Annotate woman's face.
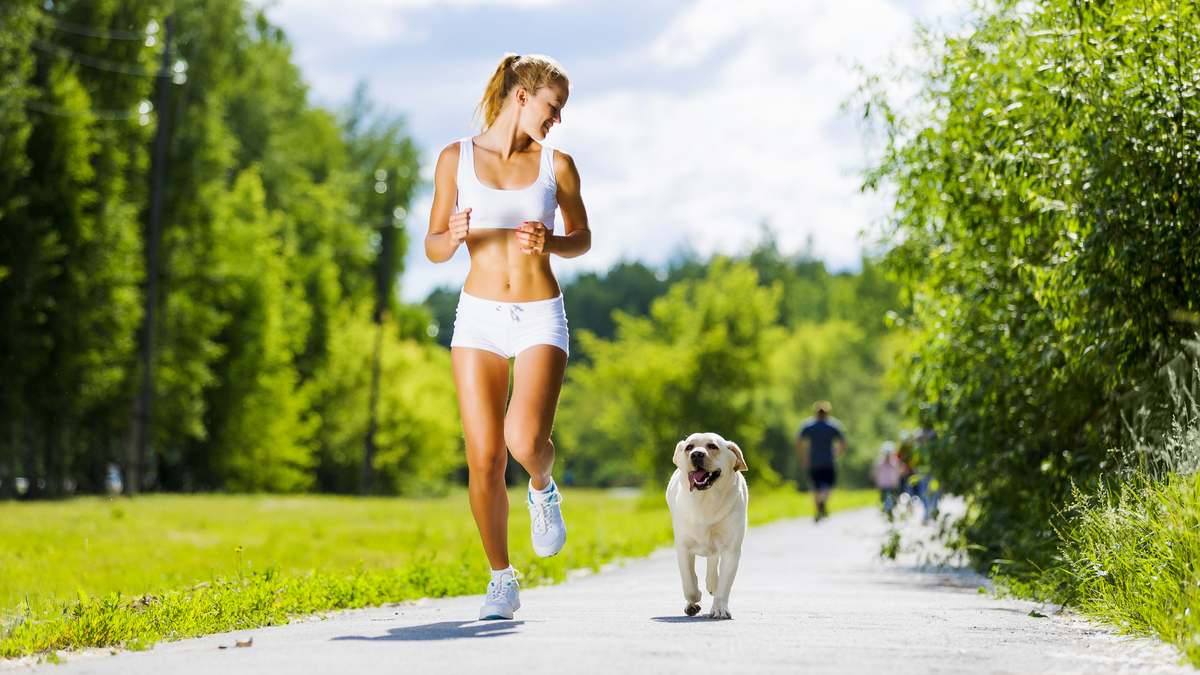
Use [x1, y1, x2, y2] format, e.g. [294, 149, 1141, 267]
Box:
[518, 83, 568, 141]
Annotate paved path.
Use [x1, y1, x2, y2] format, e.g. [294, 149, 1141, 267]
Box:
[25, 506, 1194, 675]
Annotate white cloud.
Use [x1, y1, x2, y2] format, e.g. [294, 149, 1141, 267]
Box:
[264, 0, 967, 300]
[270, 0, 564, 48]
[547, 0, 922, 277]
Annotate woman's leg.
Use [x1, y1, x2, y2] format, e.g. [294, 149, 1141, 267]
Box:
[452, 346, 513, 571]
[506, 345, 568, 489]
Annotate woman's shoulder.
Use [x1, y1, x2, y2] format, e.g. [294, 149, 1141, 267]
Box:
[434, 141, 466, 181]
[550, 146, 575, 166]
[551, 148, 579, 185]
[438, 140, 466, 160]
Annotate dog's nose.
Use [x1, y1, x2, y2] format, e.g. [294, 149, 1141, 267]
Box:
[690, 450, 706, 464]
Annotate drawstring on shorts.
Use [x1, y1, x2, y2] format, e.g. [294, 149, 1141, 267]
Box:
[496, 304, 523, 323]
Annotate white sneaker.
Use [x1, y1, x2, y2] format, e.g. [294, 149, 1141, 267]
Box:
[478, 573, 520, 620]
[528, 489, 567, 557]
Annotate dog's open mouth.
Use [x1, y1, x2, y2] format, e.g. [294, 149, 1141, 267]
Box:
[688, 469, 721, 492]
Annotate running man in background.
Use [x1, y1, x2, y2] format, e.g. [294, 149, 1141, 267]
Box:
[796, 401, 848, 522]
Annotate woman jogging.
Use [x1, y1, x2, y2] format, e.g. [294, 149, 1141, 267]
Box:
[425, 54, 590, 620]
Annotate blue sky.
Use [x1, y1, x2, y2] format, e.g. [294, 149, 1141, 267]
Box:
[264, 0, 964, 301]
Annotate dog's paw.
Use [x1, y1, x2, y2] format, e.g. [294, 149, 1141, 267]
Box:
[708, 603, 731, 620]
[684, 603, 701, 617]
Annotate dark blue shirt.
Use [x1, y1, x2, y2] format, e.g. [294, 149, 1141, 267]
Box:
[798, 417, 845, 469]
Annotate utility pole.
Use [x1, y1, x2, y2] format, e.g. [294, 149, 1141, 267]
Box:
[362, 169, 396, 495]
[129, 16, 173, 496]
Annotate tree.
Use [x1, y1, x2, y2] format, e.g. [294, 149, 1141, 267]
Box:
[0, 0, 454, 497]
[557, 260, 783, 487]
[0, 0, 149, 497]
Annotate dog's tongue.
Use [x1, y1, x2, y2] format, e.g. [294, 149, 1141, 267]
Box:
[688, 470, 708, 492]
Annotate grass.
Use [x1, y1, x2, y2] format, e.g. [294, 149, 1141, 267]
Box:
[1058, 474, 1200, 667]
[1, 486, 875, 658]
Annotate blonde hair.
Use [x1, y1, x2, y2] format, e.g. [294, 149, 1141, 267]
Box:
[473, 54, 570, 131]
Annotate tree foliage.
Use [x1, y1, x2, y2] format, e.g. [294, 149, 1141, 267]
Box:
[0, 0, 459, 498]
[551, 245, 908, 490]
[861, 0, 1200, 570]
[558, 260, 785, 487]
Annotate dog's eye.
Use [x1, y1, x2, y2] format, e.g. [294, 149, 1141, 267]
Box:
[685, 444, 694, 451]
[707, 443, 717, 450]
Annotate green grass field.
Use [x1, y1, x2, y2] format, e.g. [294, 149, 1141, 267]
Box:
[1, 487, 875, 658]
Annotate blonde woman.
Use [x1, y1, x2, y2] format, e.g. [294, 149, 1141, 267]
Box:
[425, 54, 590, 620]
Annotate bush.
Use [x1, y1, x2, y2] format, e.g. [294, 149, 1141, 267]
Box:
[860, 0, 1200, 574]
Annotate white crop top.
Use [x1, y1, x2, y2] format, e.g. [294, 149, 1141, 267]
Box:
[455, 138, 557, 232]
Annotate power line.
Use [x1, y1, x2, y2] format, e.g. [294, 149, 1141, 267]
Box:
[34, 12, 152, 40]
[15, 97, 144, 121]
[33, 38, 160, 76]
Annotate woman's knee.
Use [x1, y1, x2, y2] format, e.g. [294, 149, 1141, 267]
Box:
[467, 451, 507, 483]
[505, 426, 549, 465]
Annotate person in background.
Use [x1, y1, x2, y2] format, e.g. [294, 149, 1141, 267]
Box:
[796, 401, 848, 522]
[913, 427, 940, 523]
[896, 428, 917, 510]
[872, 441, 903, 518]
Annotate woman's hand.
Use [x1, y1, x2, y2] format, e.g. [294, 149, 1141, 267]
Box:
[516, 221, 551, 255]
[448, 208, 471, 246]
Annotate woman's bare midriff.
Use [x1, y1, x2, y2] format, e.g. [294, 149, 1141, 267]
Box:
[461, 228, 561, 303]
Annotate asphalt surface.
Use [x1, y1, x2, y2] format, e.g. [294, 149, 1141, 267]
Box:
[19, 504, 1195, 675]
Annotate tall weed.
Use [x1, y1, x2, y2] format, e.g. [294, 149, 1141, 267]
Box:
[1062, 475, 1200, 665]
[1055, 351, 1200, 665]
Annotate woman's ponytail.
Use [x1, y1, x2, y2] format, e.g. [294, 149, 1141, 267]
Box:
[473, 54, 569, 131]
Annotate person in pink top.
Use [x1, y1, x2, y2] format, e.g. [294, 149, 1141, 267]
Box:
[871, 441, 903, 517]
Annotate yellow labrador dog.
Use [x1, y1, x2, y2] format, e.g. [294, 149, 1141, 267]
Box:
[665, 432, 748, 619]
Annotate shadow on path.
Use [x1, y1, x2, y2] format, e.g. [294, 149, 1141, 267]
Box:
[650, 616, 711, 624]
[332, 621, 524, 642]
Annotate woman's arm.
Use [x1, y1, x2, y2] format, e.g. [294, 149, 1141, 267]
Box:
[425, 143, 470, 263]
[550, 150, 591, 258]
[516, 150, 590, 259]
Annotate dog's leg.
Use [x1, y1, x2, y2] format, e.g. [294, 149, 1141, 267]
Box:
[708, 549, 741, 619]
[677, 548, 701, 616]
[705, 555, 719, 596]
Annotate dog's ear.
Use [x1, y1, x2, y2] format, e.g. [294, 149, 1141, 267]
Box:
[673, 439, 689, 469]
[727, 441, 748, 472]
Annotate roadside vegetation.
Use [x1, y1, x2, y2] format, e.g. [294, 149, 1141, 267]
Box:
[0, 489, 875, 658]
[861, 0, 1200, 664]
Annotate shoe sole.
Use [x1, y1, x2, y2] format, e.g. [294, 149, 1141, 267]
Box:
[479, 599, 520, 621]
[532, 532, 566, 557]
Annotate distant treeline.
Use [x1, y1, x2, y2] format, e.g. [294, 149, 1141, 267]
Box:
[0, 0, 457, 498]
[428, 240, 911, 490]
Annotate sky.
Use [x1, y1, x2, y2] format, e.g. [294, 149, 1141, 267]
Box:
[263, 0, 964, 301]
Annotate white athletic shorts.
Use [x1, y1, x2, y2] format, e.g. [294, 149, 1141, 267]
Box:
[450, 290, 569, 359]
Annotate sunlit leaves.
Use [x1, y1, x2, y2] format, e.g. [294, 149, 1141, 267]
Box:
[861, 0, 1200, 572]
